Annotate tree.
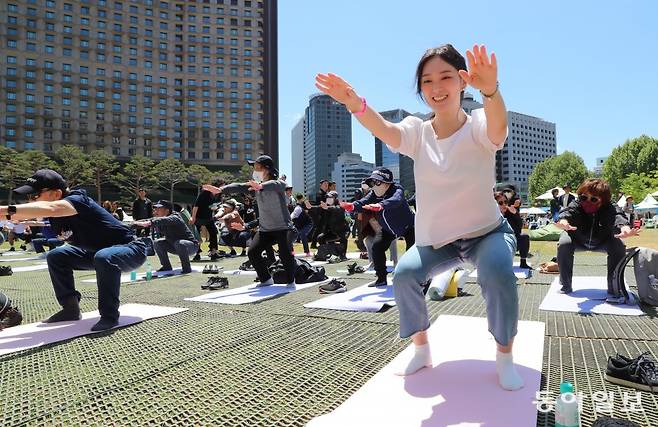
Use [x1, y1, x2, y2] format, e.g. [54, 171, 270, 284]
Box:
[20, 150, 57, 173]
[55, 145, 92, 189]
[116, 156, 157, 198]
[236, 164, 252, 182]
[602, 135, 658, 192]
[187, 164, 213, 189]
[88, 150, 119, 202]
[619, 171, 658, 202]
[0, 147, 30, 203]
[153, 158, 188, 203]
[528, 151, 590, 200]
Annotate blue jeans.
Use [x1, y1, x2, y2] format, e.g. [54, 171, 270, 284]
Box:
[32, 237, 64, 253]
[296, 223, 313, 253]
[46, 240, 148, 321]
[393, 220, 519, 345]
[154, 238, 198, 272]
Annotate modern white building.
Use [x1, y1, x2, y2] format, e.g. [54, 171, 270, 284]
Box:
[291, 116, 305, 192]
[461, 92, 482, 114]
[593, 156, 608, 176]
[331, 152, 374, 201]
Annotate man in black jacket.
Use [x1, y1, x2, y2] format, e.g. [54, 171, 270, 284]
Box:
[549, 188, 561, 222]
[306, 191, 350, 259]
[134, 200, 199, 274]
[557, 184, 575, 211]
[132, 188, 153, 237]
[554, 179, 639, 295]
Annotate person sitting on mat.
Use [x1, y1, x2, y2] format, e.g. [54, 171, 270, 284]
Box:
[305, 190, 350, 260]
[133, 200, 199, 274]
[340, 167, 415, 287]
[554, 178, 639, 296]
[202, 155, 297, 288]
[495, 188, 531, 269]
[1, 169, 149, 331]
[317, 43, 524, 389]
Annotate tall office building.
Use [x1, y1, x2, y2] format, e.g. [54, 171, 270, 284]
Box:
[593, 156, 608, 176]
[303, 93, 351, 200]
[0, 0, 277, 169]
[374, 109, 420, 194]
[290, 114, 305, 191]
[497, 112, 557, 198]
[331, 152, 373, 201]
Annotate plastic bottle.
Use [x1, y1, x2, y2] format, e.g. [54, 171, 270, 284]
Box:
[130, 270, 137, 281]
[145, 262, 153, 281]
[555, 382, 580, 427]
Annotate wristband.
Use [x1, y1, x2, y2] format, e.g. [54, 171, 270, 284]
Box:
[352, 97, 367, 117]
[480, 82, 499, 100]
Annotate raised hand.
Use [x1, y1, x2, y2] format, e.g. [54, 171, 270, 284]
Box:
[555, 219, 577, 231]
[202, 184, 221, 195]
[339, 201, 354, 212]
[363, 203, 383, 212]
[458, 44, 498, 95]
[247, 180, 263, 191]
[615, 226, 641, 239]
[315, 73, 362, 112]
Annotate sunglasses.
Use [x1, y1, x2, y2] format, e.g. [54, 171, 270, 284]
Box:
[371, 180, 383, 186]
[578, 194, 600, 203]
[497, 200, 506, 205]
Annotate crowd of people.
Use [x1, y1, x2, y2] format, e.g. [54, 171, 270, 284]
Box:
[0, 43, 643, 397]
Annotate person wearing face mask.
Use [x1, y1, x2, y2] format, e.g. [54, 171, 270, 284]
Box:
[555, 178, 639, 296]
[495, 191, 530, 269]
[340, 167, 415, 287]
[201, 155, 297, 288]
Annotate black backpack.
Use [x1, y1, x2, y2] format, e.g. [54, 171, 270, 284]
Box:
[314, 242, 343, 261]
[268, 258, 328, 284]
[611, 246, 658, 306]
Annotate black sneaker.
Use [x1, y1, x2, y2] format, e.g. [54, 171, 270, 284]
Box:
[20, 245, 27, 251]
[368, 278, 388, 288]
[605, 352, 658, 392]
[559, 286, 572, 294]
[204, 276, 229, 290]
[202, 265, 212, 274]
[319, 279, 347, 294]
[192, 254, 202, 262]
[592, 416, 641, 427]
[0, 306, 23, 329]
[8, 247, 15, 252]
[0, 266, 12, 276]
[347, 262, 358, 275]
[229, 249, 237, 257]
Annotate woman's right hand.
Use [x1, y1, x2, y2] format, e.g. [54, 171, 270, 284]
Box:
[315, 73, 362, 112]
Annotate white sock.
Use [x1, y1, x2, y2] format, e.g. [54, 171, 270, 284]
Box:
[496, 351, 524, 391]
[393, 344, 432, 376]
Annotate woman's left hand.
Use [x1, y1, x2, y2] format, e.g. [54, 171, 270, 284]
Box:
[615, 226, 641, 239]
[458, 44, 498, 95]
[248, 180, 263, 191]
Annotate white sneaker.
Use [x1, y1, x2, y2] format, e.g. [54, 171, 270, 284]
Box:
[256, 278, 274, 288]
[287, 282, 296, 289]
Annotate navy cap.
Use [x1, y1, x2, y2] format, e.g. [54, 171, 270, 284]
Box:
[153, 200, 173, 211]
[365, 167, 394, 186]
[247, 155, 279, 179]
[13, 169, 67, 195]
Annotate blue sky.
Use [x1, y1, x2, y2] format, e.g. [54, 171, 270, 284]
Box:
[276, 0, 658, 181]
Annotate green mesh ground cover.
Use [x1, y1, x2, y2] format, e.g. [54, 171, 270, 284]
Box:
[1, 250, 657, 426]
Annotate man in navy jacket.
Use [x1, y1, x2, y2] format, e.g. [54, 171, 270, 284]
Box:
[341, 167, 415, 287]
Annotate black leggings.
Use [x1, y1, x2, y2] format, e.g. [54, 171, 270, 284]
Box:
[248, 229, 296, 283]
[515, 233, 530, 259]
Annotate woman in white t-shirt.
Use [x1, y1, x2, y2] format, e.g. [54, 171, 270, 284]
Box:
[316, 44, 523, 390]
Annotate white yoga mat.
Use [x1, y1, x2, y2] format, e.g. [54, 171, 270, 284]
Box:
[81, 265, 204, 284]
[345, 252, 366, 260]
[11, 263, 49, 273]
[304, 279, 395, 312]
[0, 256, 42, 262]
[0, 304, 188, 356]
[0, 251, 35, 257]
[223, 269, 257, 276]
[469, 262, 531, 279]
[308, 315, 545, 427]
[185, 278, 333, 305]
[539, 276, 645, 316]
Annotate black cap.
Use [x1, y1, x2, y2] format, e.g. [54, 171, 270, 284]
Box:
[13, 169, 67, 195]
[153, 200, 173, 211]
[247, 155, 279, 178]
[365, 167, 394, 186]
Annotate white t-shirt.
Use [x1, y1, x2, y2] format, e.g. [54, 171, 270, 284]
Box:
[392, 108, 506, 247]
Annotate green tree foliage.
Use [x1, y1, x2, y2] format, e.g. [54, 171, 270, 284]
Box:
[88, 150, 119, 202]
[236, 164, 252, 182]
[619, 172, 658, 202]
[117, 156, 157, 197]
[528, 151, 590, 200]
[21, 150, 57, 173]
[0, 147, 30, 203]
[153, 158, 188, 203]
[187, 164, 213, 189]
[55, 145, 92, 189]
[602, 135, 658, 192]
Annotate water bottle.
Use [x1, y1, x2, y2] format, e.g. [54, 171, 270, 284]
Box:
[145, 262, 153, 281]
[555, 382, 580, 427]
[130, 270, 137, 281]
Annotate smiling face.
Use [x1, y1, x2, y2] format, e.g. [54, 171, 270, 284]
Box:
[419, 56, 465, 115]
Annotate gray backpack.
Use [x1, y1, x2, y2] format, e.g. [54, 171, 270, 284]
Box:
[611, 247, 658, 306]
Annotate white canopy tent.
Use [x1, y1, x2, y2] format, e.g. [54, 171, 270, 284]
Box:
[617, 194, 627, 208]
[634, 194, 658, 211]
[651, 190, 658, 197]
[535, 187, 565, 200]
[521, 207, 549, 215]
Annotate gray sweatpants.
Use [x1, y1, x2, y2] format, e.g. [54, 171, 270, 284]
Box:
[154, 239, 199, 272]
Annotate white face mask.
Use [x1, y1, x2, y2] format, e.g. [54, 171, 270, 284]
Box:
[252, 171, 264, 182]
[326, 198, 334, 206]
[361, 184, 369, 191]
[373, 184, 387, 197]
